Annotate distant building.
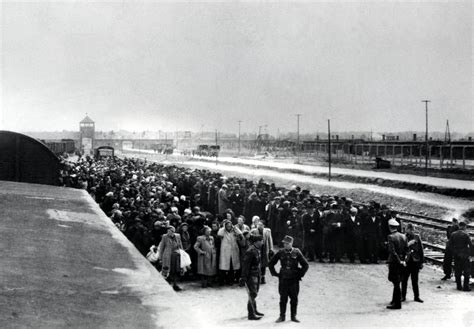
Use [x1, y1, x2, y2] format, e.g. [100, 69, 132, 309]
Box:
[79, 115, 95, 155]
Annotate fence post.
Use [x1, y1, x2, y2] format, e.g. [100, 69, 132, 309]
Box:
[450, 146, 454, 167]
[439, 145, 443, 169]
[462, 146, 466, 169]
[428, 146, 432, 167]
[400, 145, 404, 165]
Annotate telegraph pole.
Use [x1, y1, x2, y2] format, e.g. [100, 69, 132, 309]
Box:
[296, 114, 301, 162]
[175, 130, 179, 150]
[257, 124, 267, 152]
[215, 129, 218, 166]
[422, 100, 430, 176]
[328, 119, 332, 181]
[238, 120, 242, 156]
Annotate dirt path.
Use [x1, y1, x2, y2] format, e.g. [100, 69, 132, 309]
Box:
[166, 160, 473, 221]
[178, 261, 473, 328]
[195, 156, 474, 190]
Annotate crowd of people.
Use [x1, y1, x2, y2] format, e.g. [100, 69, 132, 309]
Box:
[59, 155, 472, 296]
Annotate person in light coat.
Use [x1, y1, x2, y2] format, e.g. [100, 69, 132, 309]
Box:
[257, 219, 274, 284]
[194, 226, 217, 287]
[218, 220, 243, 285]
[217, 184, 230, 215]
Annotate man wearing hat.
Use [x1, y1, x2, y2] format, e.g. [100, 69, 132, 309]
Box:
[218, 184, 230, 215]
[401, 224, 424, 303]
[269, 235, 309, 323]
[386, 219, 408, 309]
[239, 229, 265, 320]
[449, 221, 472, 291]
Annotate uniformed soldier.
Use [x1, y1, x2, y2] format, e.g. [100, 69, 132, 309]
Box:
[441, 218, 459, 280]
[449, 221, 472, 291]
[269, 235, 309, 323]
[239, 229, 265, 320]
[386, 219, 408, 310]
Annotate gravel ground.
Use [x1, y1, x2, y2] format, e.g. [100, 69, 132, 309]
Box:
[177, 261, 473, 328]
[125, 151, 473, 247]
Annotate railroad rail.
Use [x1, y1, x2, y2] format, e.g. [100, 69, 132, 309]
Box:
[422, 242, 446, 266]
[119, 153, 472, 268]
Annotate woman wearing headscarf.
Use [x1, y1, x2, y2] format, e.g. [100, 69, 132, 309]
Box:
[194, 226, 217, 287]
[159, 225, 184, 291]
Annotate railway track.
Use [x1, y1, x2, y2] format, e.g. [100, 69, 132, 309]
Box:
[122, 153, 471, 267]
[350, 203, 473, 267]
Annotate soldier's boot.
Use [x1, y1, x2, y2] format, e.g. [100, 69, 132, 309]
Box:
[201, 278, 208, 288]
[253, 301, 264, 316]
[455, 276, 462, 290]
[463, 276, 471, 291]
[290, 302, 300, 322]
[247, 302, 261, 320]
[276, 302, 286, 322]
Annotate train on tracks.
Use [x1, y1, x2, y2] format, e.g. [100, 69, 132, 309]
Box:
[42, 139, 76, 156]
[195, 144, 220, 157]
[94, 146, 115, 161]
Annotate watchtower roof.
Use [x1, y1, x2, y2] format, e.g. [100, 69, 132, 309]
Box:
[80, 115, 94, 124]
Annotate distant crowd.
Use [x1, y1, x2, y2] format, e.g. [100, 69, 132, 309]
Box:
[59, 155, 472, 292]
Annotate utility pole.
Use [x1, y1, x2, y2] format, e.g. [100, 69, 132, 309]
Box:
[328, 119, 332, 181]
[215, 129, 218, 166]
[444, 120, 451, 144]
[296, 114, 301, 162]
[422, 100, 430, 176]
[257, 124, 267, 152]
[238, 120, 242, 156]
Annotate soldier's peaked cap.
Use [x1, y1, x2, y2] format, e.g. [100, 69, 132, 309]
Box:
[388, 219, 399, 227]
[282, 235, 294, 244]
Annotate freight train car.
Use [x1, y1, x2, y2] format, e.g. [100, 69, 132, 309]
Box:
[43, 139, 76, 156]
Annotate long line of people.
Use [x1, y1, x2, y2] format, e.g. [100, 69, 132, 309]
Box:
[59, 155, 471, 292]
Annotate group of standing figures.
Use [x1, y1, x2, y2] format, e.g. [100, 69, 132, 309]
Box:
[59, 155, 473, 322]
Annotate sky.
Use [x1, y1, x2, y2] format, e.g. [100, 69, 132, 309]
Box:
[1, 1, 472, 135]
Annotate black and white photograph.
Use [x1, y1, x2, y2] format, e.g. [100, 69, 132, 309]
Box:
[0, 0, 473, 328]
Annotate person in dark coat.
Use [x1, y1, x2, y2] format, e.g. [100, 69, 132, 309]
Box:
[269, 235, 309, 323]
[194, 226, 217, 287]
[360, 208, 382, 264]
[244, 192, 266, 225]
[266, 196, 282, 238]
[326, 204, 344, 263]
[287, 208, 304, 249]
[379, 205, 391, 260]
[449, 221, 472, 291]
[229, 184, 245, 217]
[401, 224, 424, 303]
[302, 206, 318, 261]
[158, 226, 184, 291]
[315, 205, 326, 262]
[344, 207, 362, 263]
[239, 230, 265, 320]
[386, 219, 408, 310]
[441, 218, 459, 280]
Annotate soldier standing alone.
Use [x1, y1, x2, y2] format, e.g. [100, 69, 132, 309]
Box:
[449, 221, 472, 291]
[269, 235, 309, 323]
[239, 229, 265, 320]
[386, 219, 408, 309]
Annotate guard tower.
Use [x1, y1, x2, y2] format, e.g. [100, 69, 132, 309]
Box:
[79, 115, 95, 155]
